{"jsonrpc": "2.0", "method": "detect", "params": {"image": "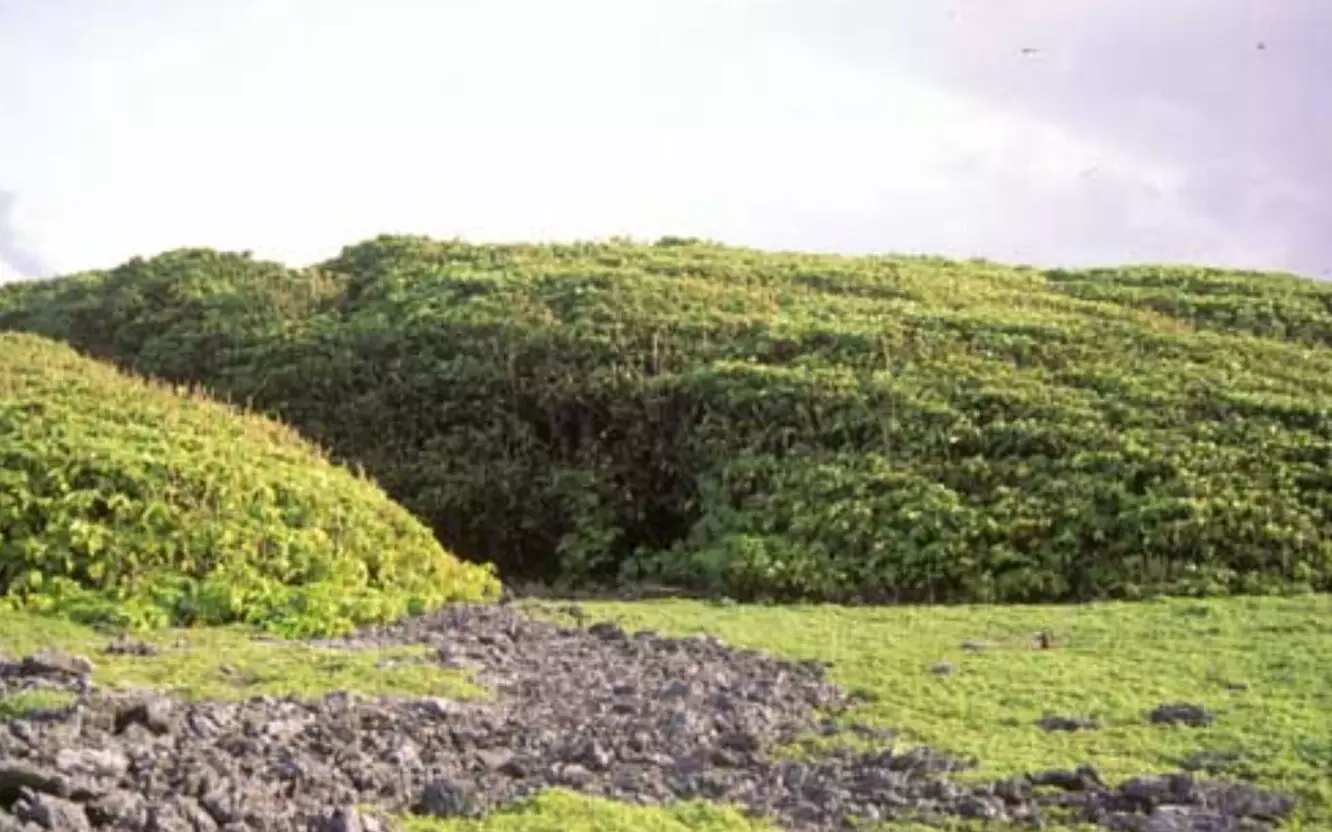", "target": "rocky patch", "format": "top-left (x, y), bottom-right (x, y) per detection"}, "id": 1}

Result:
top-left (0, 605), bottom-right (1298, 830)
top-left (1149, 703), bottom-right (1216, 728)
